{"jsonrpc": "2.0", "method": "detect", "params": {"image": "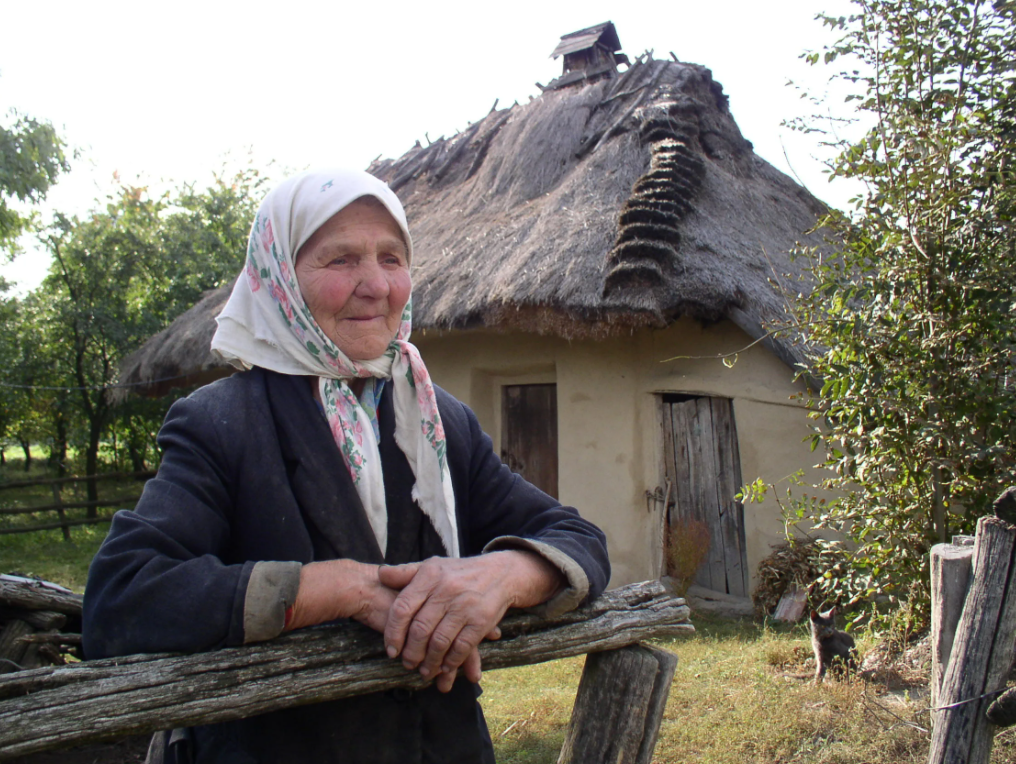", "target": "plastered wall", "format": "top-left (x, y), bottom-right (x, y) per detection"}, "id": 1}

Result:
top-left (413, 317), bottom-right (823, 594)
